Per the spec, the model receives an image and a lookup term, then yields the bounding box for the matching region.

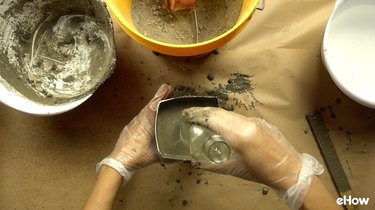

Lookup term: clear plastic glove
[107,84,173,171]
[182,107,324,210]
[183,107,322,188]
[166,0,197,11]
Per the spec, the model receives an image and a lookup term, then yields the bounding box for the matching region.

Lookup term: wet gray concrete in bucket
[0,0,116,105]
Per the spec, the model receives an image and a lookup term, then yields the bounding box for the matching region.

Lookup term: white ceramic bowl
[322,0,375,108]
[0,81,91,115]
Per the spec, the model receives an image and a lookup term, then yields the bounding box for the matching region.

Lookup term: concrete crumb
[226,73,252,93]
[207,73,215,81]
[182,200,188,206]
[262,187,269,195]
[172,85,198,97]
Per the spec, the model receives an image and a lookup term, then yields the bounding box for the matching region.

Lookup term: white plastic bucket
[322,0,375,108]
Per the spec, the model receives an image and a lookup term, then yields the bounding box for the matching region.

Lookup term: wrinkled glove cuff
[96,157,135,185]
[283,153,324,210]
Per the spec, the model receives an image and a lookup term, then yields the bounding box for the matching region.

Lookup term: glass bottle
[180,121,231,163]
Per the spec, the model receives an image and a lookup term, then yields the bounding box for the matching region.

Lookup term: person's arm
[301,176,341,210]
[182,107,340,210]
[84,84,173,210]
[84,166,122,210]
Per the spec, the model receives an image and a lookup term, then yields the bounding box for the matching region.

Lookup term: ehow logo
[336,195,369,206]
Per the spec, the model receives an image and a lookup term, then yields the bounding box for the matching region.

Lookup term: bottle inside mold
[180,121,231,163]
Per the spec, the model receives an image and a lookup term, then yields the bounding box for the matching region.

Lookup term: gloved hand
[166,0,197,11]
[182,107,324,210]
[107,84,173,171]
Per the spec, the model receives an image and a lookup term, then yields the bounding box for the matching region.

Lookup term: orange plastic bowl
[106,0,260,56]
